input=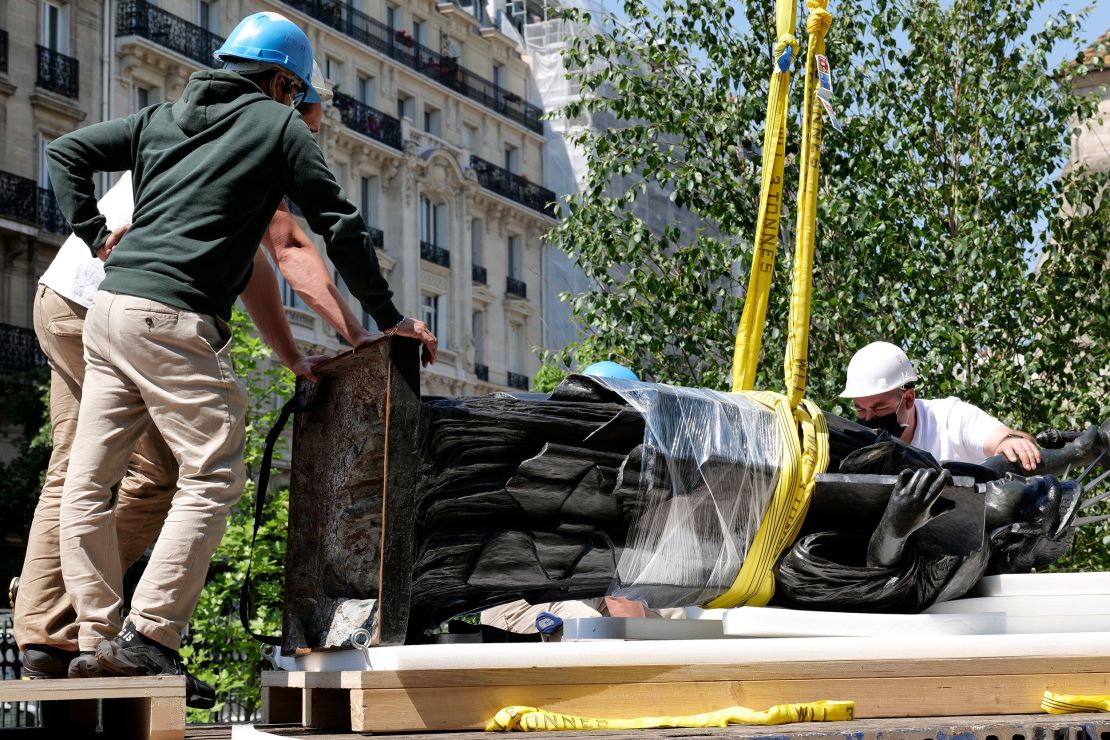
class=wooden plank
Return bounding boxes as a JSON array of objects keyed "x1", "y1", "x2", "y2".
[
  {"x1": 262, "y1": 652, "x2": 1110, "y2": 692},
  {"x1": 347, "y1": 673, "x2": 1110, "y2": 732},
  {"x1": 0, "y1": 675, "x2": 185, "y2": 701}
]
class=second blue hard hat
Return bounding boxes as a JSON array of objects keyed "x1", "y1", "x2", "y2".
[{"x1": 582, "y1": 361, "x2": 640, "y2": 382}]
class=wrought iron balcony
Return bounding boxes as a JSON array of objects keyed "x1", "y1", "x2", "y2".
[
  {"x1": 36, "y1": 45, "x2": 79, "y2": 99},
  {"x1": 420, "y1": 241, "x2": 450, "y2": 268},
  {"x1": 117, "y1": 0, "x2": 224, "y2": 68},
  {"x1": 368, "y1": 226, "x2": 384, "y2": 249},
  {"x1": 507, "y1": 371, "x2": 529, "y2": 391},
  {"x1": 506, "y1": 276, "x2": 527, "y2": 299},
  {"x1": 471, "y1": 264, "x2": 487, "y2": 284},
  {"x1": 277, "y1": 0, "x2": 542, "y2": 132},
  {"x1": 0, "y1": 169, "x2": 70, "y2": 234},
  {"x1": 332, "y1": 92, "x2": 402, "y2": 150},
  {"x1": 470, "y1": 156, "x2": 556, "y2": 217},
  {"x1": 0, "y1": 323, "x2": 48, "y2": 372},
  {"x1": 1, "y1": 29, "x2": 9, "y2": 74},
  {"x1": 475, "y1": 363, "x2": 489, "y2": 382}
]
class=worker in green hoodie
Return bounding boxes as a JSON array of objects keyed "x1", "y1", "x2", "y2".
[{"x1": 45, "y1": 11, "x2": 436, "y2": 681}]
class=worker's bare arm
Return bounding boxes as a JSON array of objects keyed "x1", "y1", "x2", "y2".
[
  {"x1": 263, "y1": 203, "x2": 380, "y2": 347},
  {"x1": 240, "y1": 247, "x2": 330, "y2": 380}
]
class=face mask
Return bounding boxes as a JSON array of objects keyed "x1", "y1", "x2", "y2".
[{"x1": 863, "y1": 394, "x2": 907, "y2": 436}]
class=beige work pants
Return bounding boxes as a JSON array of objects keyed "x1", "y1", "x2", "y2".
[
  {"x1": 15, "y1": 285, "x2": 176, "y2": 650},
  {"x1": 60, "y1": 291, "x2": 246, "y2": 651}
]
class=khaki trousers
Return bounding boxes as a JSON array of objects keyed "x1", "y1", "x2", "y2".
[
  {"x1": 60, "y1": 291, "x2": 246, "y2": 651},
  {"x1": 15, "y1": 285, "x2": 176, "y2": 651}
]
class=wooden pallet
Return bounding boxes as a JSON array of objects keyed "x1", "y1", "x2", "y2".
[
  {"x1": 0, "y1": 676, "x2": 185, "y2": 739},
  {"x1": 261, "y1": 652, "x2": 1110, "y2": 733}
]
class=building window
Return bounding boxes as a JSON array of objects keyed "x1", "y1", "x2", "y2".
[
  {"x1": 504, "y1": 145, "x2": 520, "y2": 174},
  {"x1": 471, "y1": 218, "x2": 483, "y2": 266},
  {"x1": 357, "y1": 74, "x2": 375, "y2": 106},
  {"x1": 360, "y1": 176, "x2": 380, "y2": 229},
  {"x1": 281, "y1": 276, "x2": 307, "y2": 311},
  {"x1": 325, "y1": 56, "x2": 343, "y2": 86},
  {"x1": 473, "y1": 310, "x2": 485, "y2": 365},
  {"x1": 42, "y1": 2, "x2": 69, "y2": 54},
  {"x1": 386, "y1": 4, "x2": 399, "y2": 30},
  {"x1": 507, "y1": 234, "x2": 522, "y2": 280},
  {"x1": 421, "y1": 292, "x2": 444, "y2": 345},
  {"x1": 463, "y1": 124, "x2": 479, "y2": 152},
  {"x1": 135, "y1": 85, "x2": 160, "y2": 112},
  {"x1": 423, "y1": 105, "x2": 441, "y2": 137},
  {"x1": 39, "y1": 135, "x2": 54, "y2": 187},
  {"x1": 397, "y1": 94, "x2": 413, "y2": 120},
  {"x1": 491, "y1": 62, "x2": 504, "y2": 91},
  {"x1": 420, "y1": 195, "x2": 447, "y2": 248},
  {"x1": 508, "y1": 322, "x2": 522, "y2": 373},
  {"x1": 412, "y1": 18, "x2": 425, "y2": 47},
  {"x1": 197, "y1": 0, "x2": 219, "y2": 34}
]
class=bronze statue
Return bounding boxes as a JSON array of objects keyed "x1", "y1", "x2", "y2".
[{"x1": 278, "y1": 341, "x2": 1108, "y2": 650}]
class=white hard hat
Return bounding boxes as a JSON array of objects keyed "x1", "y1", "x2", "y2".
[
  {"x1": 840, "y1": 341, "x2": 918, "y2": 397},
  {"x1": 309, "y1": 60, "x2": 333, "y2": 103}
]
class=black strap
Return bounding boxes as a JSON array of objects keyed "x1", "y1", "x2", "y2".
[{"x1": 240, "y1": 384, "x2": 310, "y2": 646}]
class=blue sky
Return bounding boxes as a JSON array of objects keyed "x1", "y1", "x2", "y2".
[{"x1": 1030, "y1": 2, "x2": 1110, "y2": 68}]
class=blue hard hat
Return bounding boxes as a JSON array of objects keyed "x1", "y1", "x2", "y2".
[
  {"x1": 582, "y1": 361, "x2": 640, "y2": 382},
  {"x1": 214, "y1": 12, "x2": 314, "y2": 91}
]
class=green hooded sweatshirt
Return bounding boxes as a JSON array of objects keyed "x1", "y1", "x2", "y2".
[{"x1": 46, "y1": 70, "x2": 402, "y2": 327}]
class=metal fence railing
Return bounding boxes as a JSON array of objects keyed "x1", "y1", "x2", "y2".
[
  {"x1": 0, "y1": 612, "x2": 40, "y2": 728},
  {"x1": 36, "y1": 45, "x2": 79, "y2": 99},
  {"x1": 116, "y1": 0, "x2": 223, "y2": 69}
]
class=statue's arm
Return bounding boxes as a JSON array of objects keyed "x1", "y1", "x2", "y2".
[{"x1": 867, "y1": 469, "x2": 953, "y2": 568}]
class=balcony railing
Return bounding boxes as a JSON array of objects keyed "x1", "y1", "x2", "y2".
[
  {"x1": 474, "y1": 363, "x2": 489, "y2": 382},
  {"x1": 36, "y1": 45, "x2": 79, "y2": 99},
  {"x1": 471, "y1": 264, "x2": 487, "y2": 284},
  {"x1": 506, "y1": 276, "x2": 527, "y2": 299},
  {"x1": 1, "y1": 29, "x2": 9, "y2": 74},
  {"x1": 420, "y1": 241, "x2": 450, "y2": 268},
  {"x1": 0, "y1": 169, "x2": 70, "y2": 234},
  {"x1": 332, "y1": 92, "x2": 403, "y2": 150},
  {"x1": 277, "y1": 0, "x2": 542, "y2": 132},
  {"x1": 507, "y1": 371, "x2": 529, "y2": 391},
  {"x1": 470, "y1": 156, "x2": 557, "y2": 217},
  {"x1": 117, "y1": 0, "x2": 223, "y2": 68},
  {"x1": 368, "y1": 226, "x2": 384, "y2": 249},
  {"x1": 0, "y1": 323, "x2": 48, "y2": 372}
]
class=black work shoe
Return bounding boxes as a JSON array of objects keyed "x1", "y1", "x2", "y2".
[
  {"x1": 94, "y1": 623, "x2": 217, "y2": 710},
  {"x1": 185, "y1": 673, "x2": 217, "y2": 710},
  {"x1": 94, "y1": 622, "x2": 182, "y2": 677},
  {"x1": 67, "y1": 651, "x2": 104, "y2": 678},
  {"x1": 21, "y1": 644, "x2": 79, "y2": 679}
]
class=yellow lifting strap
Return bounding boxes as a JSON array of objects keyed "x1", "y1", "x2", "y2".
[
  {"x1": 712, "y1": 0, "x2": 834, "y2": 609},
  {"x1": 729, "y1": 0, "x2": 798, "y2": 394}
]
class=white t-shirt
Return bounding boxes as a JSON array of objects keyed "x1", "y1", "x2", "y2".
[
  {"x1": 39, "y1": 172, "x2": 135, "y2": 308},
  {"x1": 910, "y1": 397, "x2": 1004, "y2": 464}
]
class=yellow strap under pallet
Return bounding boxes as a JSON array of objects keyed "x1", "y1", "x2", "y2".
[
  {"x1": 1042, "y1": 691, "x2": 1110, "y2": 714},
  {"x1": 486, "y1": 701, "x2": 855, "y2": 731}
]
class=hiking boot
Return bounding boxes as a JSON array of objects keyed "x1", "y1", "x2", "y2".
[
  {"x1": 94, "y1": 622, "x2": 217, "y2": 710},
  {"x1": 21, "y1": 644, "x2": 79, "y2": 679},
  {"x1": 94, "y1": 622, "x2": 181, "y2": 677},
  {"x1": 67, "y1": 651, "x2": 104, "y2": 678}
]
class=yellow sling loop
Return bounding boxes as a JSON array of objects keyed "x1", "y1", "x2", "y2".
[
  {"x1": 487, "y1": 701, "x2": 855, "y2": 731},
  {"x1": 712, "y1": 0, "x2": 834, "y2": 609}
]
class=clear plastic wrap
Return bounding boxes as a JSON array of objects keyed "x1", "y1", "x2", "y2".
[{"x1": 589, "y1": 378, "x2": 783, "y2": 607}]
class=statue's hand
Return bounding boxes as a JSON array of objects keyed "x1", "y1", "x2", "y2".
[{"x1": 881, "y1": 468, "x2": 954, "y2": 540}]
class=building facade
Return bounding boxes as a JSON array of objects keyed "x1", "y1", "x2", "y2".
[{"x1": 0, "y1": 0, "x2": 556, "y2": 396}]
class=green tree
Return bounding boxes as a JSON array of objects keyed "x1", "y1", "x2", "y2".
[
  {"x1": 0, "y1": 369, "x2": 50, "y2": 581},
  {"x1": 552, "y1": 0, "x2": 1108, "y2": 563},
  {"x1": 181, "y1": 307, "x2": 294, "y2": 720}
]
